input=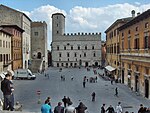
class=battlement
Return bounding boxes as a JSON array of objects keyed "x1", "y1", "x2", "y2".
[{"x1": 63, "y1": 32, "x2": 101, "y2": 36}]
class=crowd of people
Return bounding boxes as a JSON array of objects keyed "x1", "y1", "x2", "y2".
[
  {"x1": 41, "y1": 96, "x2": 88, "y2": 113},
  {"x1": 41, "y1": 97, "x2": 150, "y2": 113}
]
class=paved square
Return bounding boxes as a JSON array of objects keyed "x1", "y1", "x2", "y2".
[{"x1": 7, "y1": 67, "x2": 150, "y2": 113}]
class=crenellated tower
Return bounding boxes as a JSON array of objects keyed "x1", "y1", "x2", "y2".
[{"x1": 52, "y1": 13, "x2": 65, "y2": 40}]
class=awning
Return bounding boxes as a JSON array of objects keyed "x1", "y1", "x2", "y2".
[
  {"x1": 105, "y1": 65, "x2": 116, "y2": 72},
  {"x1": 0, "y1": 73, "x2": 5, "y2": 79}
]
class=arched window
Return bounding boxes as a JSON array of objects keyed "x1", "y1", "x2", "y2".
[{"x1": 37, "y1": 52, "x2": 42, "y2": 59}]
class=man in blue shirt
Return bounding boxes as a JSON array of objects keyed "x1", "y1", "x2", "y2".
[{"x1": 41, "y1": 100, "x2": 52, "y2": 113}]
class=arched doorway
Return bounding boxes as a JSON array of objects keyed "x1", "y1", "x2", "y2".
[
  {"x1": 95, "y1": 62, "x2": 98, "y2": 67},
  {"x1": 37, "y1": 52, "x2": 42, "y2": 59},
  {"x1": 145, "y1": 79, "x2": 149, "y2": 98}
]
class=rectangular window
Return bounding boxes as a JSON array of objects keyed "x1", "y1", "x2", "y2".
[
  {"x1": 93, "y1": 53, "x2": 96, "y2": 57},
  {"x1": 144, "y1": 32, "x2": 149, "y2": 49},
  {"x1": 122, "y1": 40, "x2": 124, "y2": 50},
  {"x1": 78, "y1": 46, "x2": 80, "y2": 50},
  {"x1": 64, "y1": 46, "x2": 66, "y2": 50},
  {"x1": 34, "y1": 32, "x2": 38, "y2": 36},
  {"x1": 134, "y1": 37, "x2": 139, "y2": 49},
  {"x1": 114, "y1": 44, "x2": 116, "y2": 53},
  {"x1": 3, "y1": 41, "x2": 5, "y2": 47},
  {"x1": 74, "y1": 53, "x2": 77, "y2": 57},
  {"x1": 84, "y1": 53, "x2": 86, "y2": 57},
  {"x1": 85, "y1": 46, "x2": 87, "y2": 50},
  {"x1": 57, "y1": 46, "x2": 59, "y2": 50},
  {"x1": 59, "y1": 53, "x2": 61, "y2": 57},
  {"x1": 92, "y1": 46, "x2": 94, "y2": 50},
  {"x1": 128, "y1": 36, "x2": 131, "y2": 49},
  {"x1": 67, "y1": 53, "x2": 69, "y2": 57},
  {"x1": 71, "y1": 46, "x2": 73, "y2": 50},
  {"x1": 117, "y1": 43, "x2": 120, "y2": 54}
]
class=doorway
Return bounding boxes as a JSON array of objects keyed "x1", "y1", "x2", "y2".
[
  {"x1": 85, "y1": 62, "x2": 88, "y2": 67},
  {"x1": 122, "y1": 70, "x2": 124, "y2": 83},
  {"x1": 145, "y1": 79, "x2": 149, "y2": 98},
  {"x1": 135, "y1": 75, "x2": 139, "y2": 92}
]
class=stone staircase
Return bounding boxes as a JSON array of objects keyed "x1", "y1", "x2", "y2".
[{"x1": 29, "y1": 59, "x2": 42, "y2": 73}]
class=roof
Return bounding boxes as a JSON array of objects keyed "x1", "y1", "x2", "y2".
[
  {"x1": 118, "y1": 9, "x2": 150, "y2": 31},
  {"x1": 0, "y1": 4, "x2": 32, "y2": 22},
  {"x1": 0, "y1": 28, "x2": 13, "y2": 36},
  {"x1": 0, "y1": 25, "x2": 24, "y2": 32},
  {"x1": 105, "y1": 17, "x2": 133, "y2": 33},
  {"x1": 51, "y1": 13, "x2": 65, "y2": 18}
]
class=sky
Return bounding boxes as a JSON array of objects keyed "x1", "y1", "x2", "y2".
[{"x1": 0, "y1": 0, "x2": 150, "y2": 50}]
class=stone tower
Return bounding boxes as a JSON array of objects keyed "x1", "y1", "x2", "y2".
[{"x1": 52, "y1": 13, "x2": 65, "y2": 40}]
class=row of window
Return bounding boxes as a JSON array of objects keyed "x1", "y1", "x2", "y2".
[
  {"x1": 0, "y1": 54, "x2": 11, "y2": 63},
  {"x1": 107, "y1": 43, "x2": 120, "y2": 54},
  {"x1": 57, "y1": 45, "x2": 95, "y2": 50},
  {"x1": 13, "y1": 40, "x2": 21, "y2": 48},
  {"x1": 57, "y1": 62, "x2": 77, "y2": 67},
  {"x1": 107, "y1": 22, "x2": 149, "y2": 39},
  {"x1": 13, "y1": 53, "x2": 22, "y2": 60},
  {"x1": 0, "y1": 40, "x2": 11, "y2": 48},
  {"x1": 122, "y1": 35, "x2": 150, "y2": 50},
  {"x1": 59, "y1": 52, "x2": 96, "y2": 58}
]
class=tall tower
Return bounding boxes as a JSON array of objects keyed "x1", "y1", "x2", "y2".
[{"x1": 52, "y1": 13, "x2": 65, "y2": 39}]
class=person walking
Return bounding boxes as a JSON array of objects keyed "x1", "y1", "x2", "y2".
[
  {"x1": 76, "y1": 102, "x2": 87, "y2": 113},
  {"x1": 101, "y1": 104, "x2": 106, "y2": 113},
  {"x1": 62, "y1": 96, "x2": 67, "y2": 107},
  {"x1": 65, "y1": 101, "x2": 76, "y2": 113},
  {"x1": 45, "y1": 97, "x2": 51, "y2": 106},
  {"x1": 1, "y1": 73, "x2": 14, "y2": 111},
  {"x1": 91, "y1": 92, "x2": 96, "y2": 102},
  {"x1": 83, "y1": 81, "x2": 86, "y2": 88},
  {"x1": 41, "y1": 99, "x2": 52, "y2": 113},
  {"x1": 66, "y1": 97, "x2": 71, "y2": 106},
  {"x1": 115, "y1": 102, "x2": 122, "y2": 113},
  {"x1": 114, "y1": 87, "x2": 118, "y2": 97},
  {"x1": 54, "y1": 102, "x2": 64, "y2": 113},
  {"x1": 106, "y1": 105, "x2": 115, "y2": 113}
]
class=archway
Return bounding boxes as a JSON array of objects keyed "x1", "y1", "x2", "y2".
[
  {"x1": 37, "y1": 52, "x2": 42, "y2": 59},
  {"x1": 145, "y1": 79, "x2": 149, "y2": 98},
  {"x1": 95, "y1": 62, "x2": 98, "y2": 67}
]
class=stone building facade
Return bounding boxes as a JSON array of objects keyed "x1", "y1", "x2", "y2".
[
  {"x1": 118, "y1": 9, "x2": 150, "y2": 99},
  {"x1": 0, "y1": 4, "x2": 31, "y2": 69},
  {"x1": 105, "y1": 17, "x2": 133, "y2": 79},
  {"x1": 51, "y1": 13, "x2": 101, "y2": 67},
  {"x1": 1, "y1": 25, "x2": 24, "y2": 70},
  {"x1": 30, "y1": 21, "x2": 48, "y2": 72},
  {"x1": 0, "y1": 28, "x2": 12, "y2": 73}
]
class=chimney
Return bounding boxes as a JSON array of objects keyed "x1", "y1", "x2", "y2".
[{"x1": 131, "y1": 10, "x2": 135, "y2": 17}]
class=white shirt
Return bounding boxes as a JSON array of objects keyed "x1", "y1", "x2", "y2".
[
  {"x1": 116, "y1": 105, "x2": 122, "y2": 113},
  {"x1": 65, "y1": 105, "x2": 76, "y2": 113}
]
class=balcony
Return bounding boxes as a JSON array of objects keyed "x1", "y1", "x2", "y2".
[{"x1": 3, "y1": 60, "x2": 12, "y2": 67}]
